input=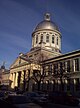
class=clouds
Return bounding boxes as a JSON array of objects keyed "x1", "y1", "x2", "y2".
[
  {"x1": 0, "y1": 31, "x2": 29, "y2": 48},
  {"x1": 0, "y1": 0, "x2": 33, "y2": 49}
]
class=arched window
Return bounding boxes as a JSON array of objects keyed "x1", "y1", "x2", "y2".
[
  {"x1": 52, "y1": 35, "x2": 54, "y2": 43},
  {"x1": 46, "y1": 34, "x2": 49, "y2": 42}
]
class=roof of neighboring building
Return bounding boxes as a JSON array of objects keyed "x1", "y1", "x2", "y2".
[{"x1": 42, "y1": 49, "x2": 80, "y2": 64}]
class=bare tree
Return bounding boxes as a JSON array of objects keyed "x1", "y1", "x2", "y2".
[
  {"x1": 19, "y1": 52, "x2": 49, "y2": 91},
  {"x1": 53, "y1": 61, "x2": 71, "y2": 91},
  {"x1": 31, "y1": 53, "x2": 48, "y2": 91}
]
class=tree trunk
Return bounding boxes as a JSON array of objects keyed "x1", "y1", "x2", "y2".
[
  {"x1": 60, "y1": 76, "x2": 64, "y2": 91},
  {"x1": 38, "y1": 81, "x2": 40, "y2": 91}
]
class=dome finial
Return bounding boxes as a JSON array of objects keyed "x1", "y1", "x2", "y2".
[{"x1": 44, "y1": 13, "x2": 50, "y2": 21}]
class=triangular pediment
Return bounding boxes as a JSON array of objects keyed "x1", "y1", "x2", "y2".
[{"x1": 10, "y1": 57, "x2": 29, "y2": 69}]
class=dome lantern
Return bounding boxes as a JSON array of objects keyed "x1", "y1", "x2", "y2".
[{"x1": 44, "y1": 13, "x2": 50, "y2": 21}]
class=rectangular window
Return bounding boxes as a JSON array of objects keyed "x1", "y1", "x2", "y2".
[
  {"x1": 59, "y1": 62, "x2": 63, "y2": 75},
  {"x1": 48, "y1": 64, "x2": 52, "y2": 75},
  {"x1": 57, "y1": 62, "x2": 65, "y2": 75},
  {"x1": 54, "y1": 63, "x2": 58, "y2": 75},
  {"x1": 74, "y1": 58, "x2": 79, "y2": 71},
  {"x1": 66, "y1": 60, "x2": 70, "y2": 72},
  {"x1": 52, "y1": 35, "x2": 54, "y2": 43},
  {"x1": 46, "y1": 34, "x2": 49, "y2": 42},
  {"x1": 45, "y1": 66, "x2": 49, "y2": 76}
]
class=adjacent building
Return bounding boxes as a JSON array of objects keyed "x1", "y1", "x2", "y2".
[{"x1": 0, "y1": 64, "x2": 10, "y2": 90}]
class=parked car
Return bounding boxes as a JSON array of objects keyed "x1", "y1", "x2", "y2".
[
  {"x1": 36, "y1": 91, "x2": 48, "y2": 98},
  {"x1": 0, "y1": 91, "x2": 6, "y2": 99},
  {"x1": 3, "y1": 95, "x2": 31, "y2": 108},
  {"x1": 23, "y1": 92, "x2": 48, "y2": 104},
  {"x1": 3, "y1": 95, "x2": 42, "y2": 108},
  {"x1": 48, "y1": 91, "x2": 79, "y2": 106},
  {"x1": 5, "y1": 91, "x2": 17, "y2": 96}
]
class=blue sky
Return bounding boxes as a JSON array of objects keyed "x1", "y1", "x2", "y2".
[{"x1": 0, "y1": 0, "x2": 80, "y2": 69}]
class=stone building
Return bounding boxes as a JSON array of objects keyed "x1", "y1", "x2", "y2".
[
  {"x1": 0, "y1": 64, "x2": 10, "y2": 90},
  {"x1": 9, "y1": 13, "x2": 61, "y2": 90},
  {"x1": 41, "y1": 50, "x2": 80, "y2": 96},
  {"x1": 1, "y1": 69, "x2": 10, "y2": 86},
  {"x1": 9, "y1": 13, "x2": 80, "y2": 95}
]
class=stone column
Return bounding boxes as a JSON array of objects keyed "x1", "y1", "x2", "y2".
[
  {"x1": 20, "y1": 71, "x2": 24, "y2": 90},
  {"x1": 64, "y1": 79, "x2": 67, "y2": 92},
  {"x1": 14, "y1": 73, "x2": 16, "y2": 88},
  {"x1": 49, "y1": 34, "x2": 52, "y2": 46},
  {"x1": 73, "y1": 59, "x2": 75, "y2": 72},
  {"x1": 27, "y1": 69, "x2": 31, "y2": 91},
  {"x1": 10, "y1": 73, "x2": 13, "y2": 88},
  {"x1": 44, "y1": 33, "x2": 46, "y2": 44},
  {"x1": 23, "y1": 70, "x2": 26, "y2": 91},
  {"x1": 38, "y1": 34, "x2": 40, "y2": 46},
  {"x1": 73, "y1": 79, "x2": 76, "y2": 92},
  {"x1": 59, "y1": 36, "x2": 61, "y2": 50},
  {"x1": 12, "y1": 73, "x2": 15, "y2": 89},
  {"x1": 70, "y1": 59, "x2": 73, "y2": 72},
  {"x1": 15, "y1": 72, "x2": 18, "y2": 87}
]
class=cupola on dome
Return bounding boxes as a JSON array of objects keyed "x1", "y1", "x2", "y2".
[{"x1": 34, "y1": 13, "x2": 60, "y2": 32}]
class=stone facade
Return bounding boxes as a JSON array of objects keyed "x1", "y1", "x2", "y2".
[
  {"x1": 1, "y1": 69, "x2": 10, "y2": 86},
  {"x1": 9, "y1": 56, "x2": 40, "y2": 91},
  {"x1": 0, "y1": 65, "x2": 10, "y2": 90},
  {"x1": 9, "y1": 13, "x2": 80, "y2": 96},
  {"x1": 40, "y1": 50, "x2": 80, "y2": 96}
]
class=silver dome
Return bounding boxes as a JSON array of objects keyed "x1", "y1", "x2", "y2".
[
  {"x1": 34, "y1": 21, "x2": 59, "y2": 32},
  {"x1": 33, "y1": 13, "x2": 60, "y2": 32}
]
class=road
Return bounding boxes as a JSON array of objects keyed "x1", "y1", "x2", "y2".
[{"x1": 36, "y1": 102, "x2": 80, "y2": 108}]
